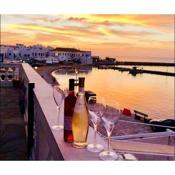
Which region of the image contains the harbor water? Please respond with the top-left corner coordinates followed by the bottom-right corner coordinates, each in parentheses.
top-left (52, 66), bottom-right (174, 120)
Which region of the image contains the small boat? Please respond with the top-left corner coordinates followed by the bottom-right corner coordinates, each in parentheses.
top-left (129, 66), bottom-right (143, 76)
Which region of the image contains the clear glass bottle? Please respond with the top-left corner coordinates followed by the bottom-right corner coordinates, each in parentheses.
top-left (72, 77), bottom-right (89, 148)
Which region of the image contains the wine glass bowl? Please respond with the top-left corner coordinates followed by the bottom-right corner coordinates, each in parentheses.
top-left (52, 85), bottom-right (65, 131)
top-left (58, 83), bottom-right (68, 98)
top-left (87, 110), bottom-right (104, 152)
top-left (88, 97), bottom-right (105, 118)
top-left (102, 117), bottom-right (116, 135)
top-left (89, 110), bottom-right (101, 126)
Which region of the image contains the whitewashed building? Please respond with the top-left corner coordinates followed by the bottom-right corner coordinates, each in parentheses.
top-left (0, 44), bottom-right (50, 60)
top-left (50, 47), bottom-right (92, 64)
top-left (16, 44), bottom-right (50, 59)
top-left (1, 45), bottom-right (92, 65)
top-left (0, 45), bottom-right (13, 59)
top-left (45, 57), bottom-right (59, 64)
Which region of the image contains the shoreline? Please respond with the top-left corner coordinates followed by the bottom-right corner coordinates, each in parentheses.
top-left (35, 64), bottom-right (90, 85)
top-left (35, 64), bottom-right (62, 85)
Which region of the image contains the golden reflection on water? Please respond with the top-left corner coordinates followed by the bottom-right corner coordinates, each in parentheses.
top-left (52, 67), bottom-right (174, 120)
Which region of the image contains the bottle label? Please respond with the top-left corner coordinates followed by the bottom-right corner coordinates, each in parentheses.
top-left (64, 116), bottom-right (72, 130)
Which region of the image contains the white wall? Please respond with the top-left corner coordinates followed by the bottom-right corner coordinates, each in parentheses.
top-left (51, 50), bottom-right (92, 64)
top-left (2, 44), bottom-right (49, 60)
top-left (2, 45), bottom-right (92, 64)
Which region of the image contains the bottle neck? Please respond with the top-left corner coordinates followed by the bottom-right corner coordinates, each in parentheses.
top-left (68, 90), bottom-right (75, 95)
top-left (78, 87), bottom-right (84, 93)
top-left (77, 92), bottom-right (86, 103)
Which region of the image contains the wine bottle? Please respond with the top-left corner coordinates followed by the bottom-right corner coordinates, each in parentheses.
top-left (64, 79), bottom-right (77, 143)
top-left (72, 77), bottom-right (89, 148)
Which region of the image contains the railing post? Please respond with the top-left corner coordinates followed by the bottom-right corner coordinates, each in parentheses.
top-left (27, 82), bottom-right (35, 159)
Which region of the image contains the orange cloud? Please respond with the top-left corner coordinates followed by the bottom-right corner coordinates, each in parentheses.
top-left (10, 23), bottom-right (103, 37)
top-left (30, 16), bottom-right (61, 23)
top-left (1, 31), bottom-right (35, 45)
top-left (63, 14), bottom-right (174, 34)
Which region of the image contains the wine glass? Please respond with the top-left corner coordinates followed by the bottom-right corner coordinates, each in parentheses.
top-left (59, 83), bottom-right (69, 98)
top-left (99, 102), bottom-right (121, 161)
top-left (87, 96), bottom-right (104, 152)
top-left (52, 85), bottom-right (65, 131)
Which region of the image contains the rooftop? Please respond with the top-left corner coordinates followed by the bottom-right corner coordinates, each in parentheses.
top-left (52, 47), bottom-right (90, 52)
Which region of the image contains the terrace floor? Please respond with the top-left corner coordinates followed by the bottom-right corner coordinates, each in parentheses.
top-left (0, 87), bottom-right (27, 160)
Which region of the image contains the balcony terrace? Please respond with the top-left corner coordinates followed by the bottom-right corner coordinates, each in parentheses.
top-left (0, 63), bottom-right (174, 160)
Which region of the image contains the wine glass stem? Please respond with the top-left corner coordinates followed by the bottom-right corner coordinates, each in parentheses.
top-left (93, 125), bottom-right (97, 145)
top-left (107, 133), bottom-right (111, 152)
top-left (57, 106), bottom-right (60, 124)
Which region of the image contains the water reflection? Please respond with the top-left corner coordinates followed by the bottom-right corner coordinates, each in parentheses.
top-left (56, 66), bottom-right (92, 75)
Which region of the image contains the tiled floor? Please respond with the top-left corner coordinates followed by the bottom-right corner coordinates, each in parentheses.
top-left (0, 87), bottom-right (27, 160)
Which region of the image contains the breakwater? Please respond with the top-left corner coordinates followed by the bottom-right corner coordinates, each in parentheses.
top-left (95, 61), bottom-right (175, 67)
top-left (97, 65), bottom-right (175, 76)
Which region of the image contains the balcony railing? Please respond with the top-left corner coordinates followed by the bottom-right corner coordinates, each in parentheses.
top-left (0, 63), bottom-right (20, 87)
top-left (0, 62), bottom-right (174, 160)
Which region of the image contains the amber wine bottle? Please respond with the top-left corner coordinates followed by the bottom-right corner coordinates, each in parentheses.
top-left (72, 77), bottom-right (89, 148)
top-left (64, 79), bottom-right (77, 143)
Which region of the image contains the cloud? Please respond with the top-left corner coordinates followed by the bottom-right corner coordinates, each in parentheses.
top-left (67, 17), bottom-right (86, 22)
top-left (131, 15), bottom-right (174, 32)
top-left (10, 23), bottom-right (104, 38)
top-left (1, 31), bottom-right (34, 45)
top-left (34, 32), bottom-right (76, 46)
top-left (3, 15), bottom-right (61, 23)
top-left (30, 16), bottom-right (61, 23)
top-left (104, 28), bottom-right (157, 37)
top-left (6, 14), bottom-right (174, 33)
top-left (66, 14), bottom-right (174, 33)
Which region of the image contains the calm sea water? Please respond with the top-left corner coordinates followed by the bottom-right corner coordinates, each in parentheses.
top-left (52, 66), bottom-right (174, 120)
top-left (117, 57), bottom-right (174, 63)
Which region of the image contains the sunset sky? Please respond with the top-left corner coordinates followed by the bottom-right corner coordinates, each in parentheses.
top-left (1, 15), bottom-right (174, 60)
